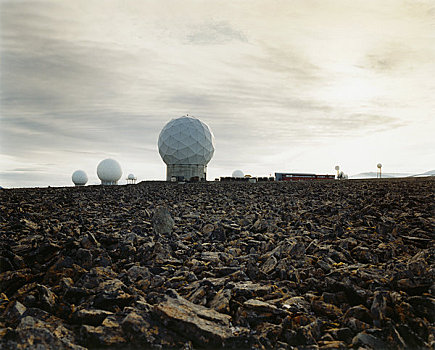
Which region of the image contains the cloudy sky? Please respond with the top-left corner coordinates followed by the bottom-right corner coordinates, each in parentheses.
top-left (1, 0), bottom-right (434, 187)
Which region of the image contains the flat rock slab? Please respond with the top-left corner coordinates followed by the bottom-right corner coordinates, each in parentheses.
top-left (154, 290), bottom-right (236, 347)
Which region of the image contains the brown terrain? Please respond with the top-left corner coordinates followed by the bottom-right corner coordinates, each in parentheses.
top-left (0, 177), bottom-right (434, 349)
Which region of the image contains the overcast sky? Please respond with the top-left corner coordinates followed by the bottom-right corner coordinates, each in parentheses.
top-left (1, 0), bottom-right (434, 187)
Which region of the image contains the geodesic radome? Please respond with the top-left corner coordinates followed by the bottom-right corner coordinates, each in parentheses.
top-left (158, 116), bottom-right (215, 165)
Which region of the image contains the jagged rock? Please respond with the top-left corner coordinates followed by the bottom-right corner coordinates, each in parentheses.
top-left (154, 290), bottom-right (243, 347)
top-left (209, 288), bottom-right (231, 314)
top-left (127, 265), bottom-right (151, 282)
top-left (260, 255), bottom-right (278, 275)
top-left (72, 308), bottom-right (113, 326)
top-left (36, 284), bottom-right (57, 313)
top-left (229, 281), bottom-right (272, 298)
top-left (282, 296), bottom-right (311, 314)
top-left (343, 304), bottom-right (373, 324)
top-left (11, 315), bottom-right (85, 349)
top-left (92, 279), bottom-right (134, 311)
top-left (370, 291), bottom-right (387, 326)
top-left (152, 207), bottom-right (175, 236)
top-left (121, 310), bottom-right (155, 344)
top-left (352, 331), bottom-right (387, 349)
top-left (2, 301), bottom-right (26, 325)
top-left (80, 317), bottom-right (126, 347)
top-left (311, 300), bottom-right (343, 319)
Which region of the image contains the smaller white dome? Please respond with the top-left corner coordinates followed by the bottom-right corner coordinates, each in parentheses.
top-left (232, 170), bottom-right (244, 178)
top-left (97, 158), bottom-right (122, 185)
top-left (127, 173), bottom-right (135, 180)
top-left (72, 170), bottom-right (88, 186)
top-left (377, 163), bottom-right (382, 168)
top-left (335, 165), bottom-right (340, 171)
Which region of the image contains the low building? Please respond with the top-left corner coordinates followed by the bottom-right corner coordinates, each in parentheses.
top-left (275, 173), bottom-right (335, 181)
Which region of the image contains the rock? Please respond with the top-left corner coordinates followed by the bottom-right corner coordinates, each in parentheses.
top-left (154, 289), bottom-right (242, 347)
top-left (282, 296), bottom-right (310, 314)
top-left (242, 299), bottom-right (281, 314)
top-left (36, 284), bottom-right (57, 313)
top-left (80, 317), bottom-right (126, 347)
top-left (152, 207), bottom-right (175, 236)
top-left (237, 299), bottom-right (286, 327)
top-left (209, 288), bottom-right (231, 314)
top-left (72, 308), bottom-right (113, 326)
top-left (343, 305), bottom-right (373, 324)
top-left (311, 300), bottom-right (343, 319)
top-left (121, 310), bottom-right (154, 344)
top-left (127, 265), bottom-right (151, 282)
top-left (260, 255), bottom-right (278, 275)
top-left (352, 331), bottom-right (387, 349)
top-left (370, 291), bottom-right (387, 326)
top-left (93, 279), bottom-right (134, 311)
top-left (408, 295), bottom-right (435, 322)
top-left (11, 315), bottom-right (85, 349)
top-left (80, 236), bottom-right (93, 249)
top-left (229, 281), bottom-right (272, 299)
top-left (2, 301), bottom-right (26, 325)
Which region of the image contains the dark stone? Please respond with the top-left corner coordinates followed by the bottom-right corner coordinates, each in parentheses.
top-left (152, 207), bottom-right (175, 236)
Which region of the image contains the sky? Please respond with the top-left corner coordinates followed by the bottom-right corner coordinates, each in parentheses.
top-left (1, 0), bottom-right (434, 187)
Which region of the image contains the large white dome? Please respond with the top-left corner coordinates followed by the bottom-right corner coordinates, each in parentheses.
top-left (72, 170), bottom-right (88, 186)
top-left (97, 158), bottom-right (122, 184)
top-left (232, 170), bottom-right (244, 178)
top-left (158, 116), bottom-right (215, 165)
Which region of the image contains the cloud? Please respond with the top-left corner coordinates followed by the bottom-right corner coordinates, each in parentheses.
top-left (186, 21), bottom-right (248, 45)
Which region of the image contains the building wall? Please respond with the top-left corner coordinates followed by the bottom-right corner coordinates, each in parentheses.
top-left (166, 164), bottom-right (207, 181)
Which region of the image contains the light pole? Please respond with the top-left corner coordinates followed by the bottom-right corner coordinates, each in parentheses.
top-left (377, 163), bottom-right (382, 178)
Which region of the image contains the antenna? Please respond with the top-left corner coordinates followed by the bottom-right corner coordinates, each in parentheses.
top-left (377, 163), bottom-right (382, 178)
top-left (335, 165), bottom-right (340, 179)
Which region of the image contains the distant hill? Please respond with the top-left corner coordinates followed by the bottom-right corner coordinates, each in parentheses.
top-left (411, 170), bottom-right (435, 177)
top-left (350, 170), bottom-right (434, 179)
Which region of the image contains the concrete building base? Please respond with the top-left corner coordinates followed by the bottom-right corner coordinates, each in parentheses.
top-left (166, 164), bottom-right (207, 181)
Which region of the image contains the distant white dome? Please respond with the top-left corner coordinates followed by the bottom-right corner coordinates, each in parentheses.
top-left (158, 115), bottom-right (215, 165)
top-left (232, 170), bottom-right (244, 178)
top-left (335, 166), bottom-right (340, 171)
top-left (127, 173), bottom-right (135, 180)
top-left (72, 170), bottom-right (88, 186)
top-left (377, 163), bottom-right (382, 168)
top-left (97, 158), bottom-right (122, 185)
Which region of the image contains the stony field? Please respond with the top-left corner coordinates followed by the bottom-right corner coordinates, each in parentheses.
top-left (0, 178), bottom-right (434, 349)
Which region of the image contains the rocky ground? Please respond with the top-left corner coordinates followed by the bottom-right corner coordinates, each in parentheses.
top-left (0, 178), bottom-right (434, 349)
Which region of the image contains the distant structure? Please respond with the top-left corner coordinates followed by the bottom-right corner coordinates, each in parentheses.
top-left (158, 115), bottom-right (215, 181)
top-left (72, 170), bottom-right (88, 186)
top-left (232, 170), bottom-right (244, 178)
top-left (337, 171), bottom-right (348, 180)
top-left (126, 173), bottom-right (137, 184)
top-left (335, 165), bottom-right (340, 179)
top-left (377, 163), bottom-right (382, 178)
top-left (275, 173), bottom-right (335, 181)
top-left (97, 158), bottom-right (122, 185)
